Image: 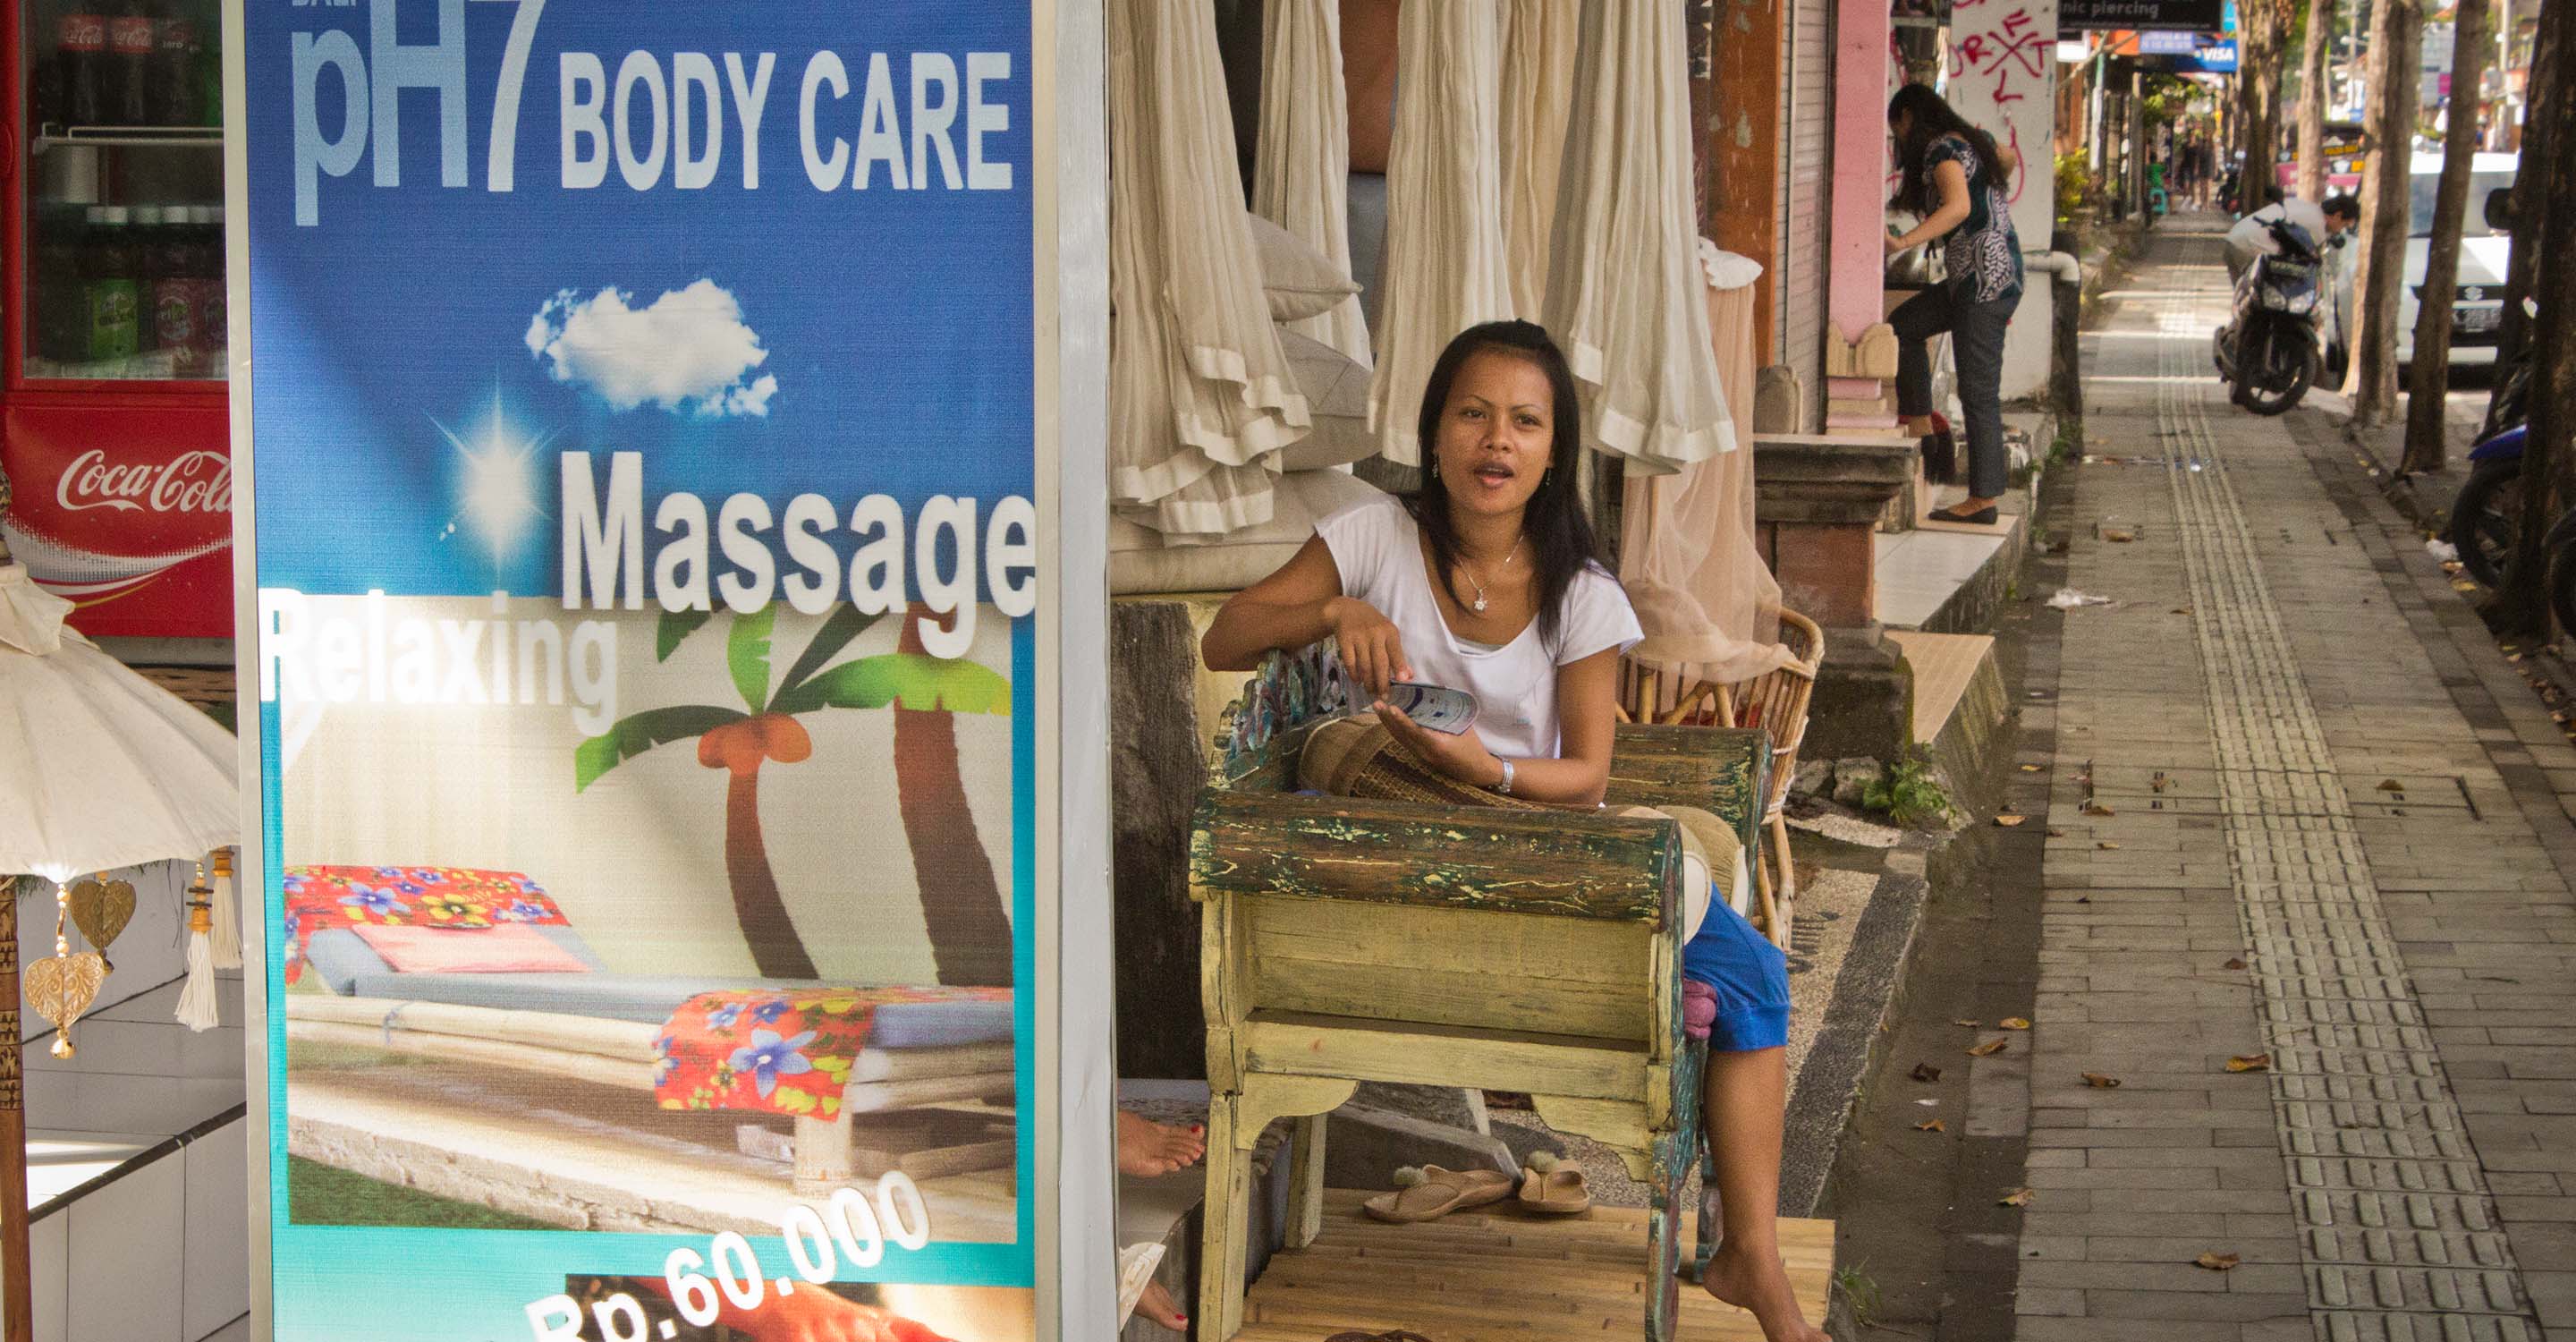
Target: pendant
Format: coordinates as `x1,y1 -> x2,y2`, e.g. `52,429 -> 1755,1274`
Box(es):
1472,595 -> 1488,613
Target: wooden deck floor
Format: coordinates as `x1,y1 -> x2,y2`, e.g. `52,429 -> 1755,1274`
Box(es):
1233,1190 -> 1834,1340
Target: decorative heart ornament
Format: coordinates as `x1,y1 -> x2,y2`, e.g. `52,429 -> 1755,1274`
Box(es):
67,879 -> 136,952
25,952 -> 106,1056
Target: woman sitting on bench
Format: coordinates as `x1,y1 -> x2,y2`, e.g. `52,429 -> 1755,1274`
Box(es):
1201,320 -> 1825,1342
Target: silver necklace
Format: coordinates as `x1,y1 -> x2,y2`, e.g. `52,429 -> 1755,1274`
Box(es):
1461,537 -> 1524,614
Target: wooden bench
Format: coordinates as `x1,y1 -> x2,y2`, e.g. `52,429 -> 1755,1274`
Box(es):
1188,647 -> 1770,1341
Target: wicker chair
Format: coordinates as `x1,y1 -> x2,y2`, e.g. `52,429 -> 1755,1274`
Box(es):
1617,608 -> 1824,949
1728,610 -> 1822,949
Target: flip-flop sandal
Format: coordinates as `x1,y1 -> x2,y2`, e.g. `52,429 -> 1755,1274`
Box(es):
1930,503 -> 2000,525
1360,1166 -> 1516,1223
1515,1152 -> 1593,1216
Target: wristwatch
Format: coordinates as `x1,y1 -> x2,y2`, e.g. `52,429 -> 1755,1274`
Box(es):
1494,757 -> 1516,796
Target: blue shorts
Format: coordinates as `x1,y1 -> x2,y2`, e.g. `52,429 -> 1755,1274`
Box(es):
1682,900 -> 1792,1052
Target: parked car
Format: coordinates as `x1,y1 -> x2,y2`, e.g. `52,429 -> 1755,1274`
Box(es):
2328,152 -> 2518,370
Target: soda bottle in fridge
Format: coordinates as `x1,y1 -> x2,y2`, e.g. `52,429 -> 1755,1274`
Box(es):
81,205 -> 140,365
131,206 -> 163,355
199,206 -> 228,375
106,0 -> 156,127
150,13 -> 197,125
155,207 -> 205,376
53,9 -> 107,128
34,206 -> 89,366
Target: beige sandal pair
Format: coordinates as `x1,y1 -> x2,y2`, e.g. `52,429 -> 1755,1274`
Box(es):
1360,1153 -> 1591,1223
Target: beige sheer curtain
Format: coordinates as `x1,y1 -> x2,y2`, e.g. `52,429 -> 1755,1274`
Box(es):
1541,0 -> 1733,471
1252,0 -> 1370,365
1622,249 -> 1793,688
1365,0 -> 1513,466
1109,0 -> 1309,538
1498,0 -> 1577,320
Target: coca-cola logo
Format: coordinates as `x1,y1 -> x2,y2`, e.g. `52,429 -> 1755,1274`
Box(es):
57,14 -> 106,51
107,15 -> 153,54
158,18 -> 195,50
55,447 -> 232,515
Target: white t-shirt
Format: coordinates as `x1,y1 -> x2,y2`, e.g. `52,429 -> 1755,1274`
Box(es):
2226,198 -> 2329,258
1316,496 -> 1643,760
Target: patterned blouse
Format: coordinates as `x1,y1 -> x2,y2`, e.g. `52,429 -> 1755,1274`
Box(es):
1928,132 -> 2025,305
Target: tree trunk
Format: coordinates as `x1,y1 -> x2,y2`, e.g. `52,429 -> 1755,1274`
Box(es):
2238,0 -> 2290,207
2400,0 -> 2496,474
892,607 -> 1014,988
0,887 -> 30,1342
2345,0 -> 2424,423
2297,0 -> 2337,200
722,765 -> 819,981
2504,0 -> 2576,636
2494,0 -> 2563,384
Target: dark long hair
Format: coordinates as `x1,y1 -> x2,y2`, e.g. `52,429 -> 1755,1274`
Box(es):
1888,82 -> 2008,217
1405,320 -> 1602,653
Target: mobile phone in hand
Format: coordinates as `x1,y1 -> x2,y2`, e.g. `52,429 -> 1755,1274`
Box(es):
1383,682 -> 1479,735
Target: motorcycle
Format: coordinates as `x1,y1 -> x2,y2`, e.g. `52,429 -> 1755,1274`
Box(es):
2443,339 -> 2537,589
2213,216 -> 2325,416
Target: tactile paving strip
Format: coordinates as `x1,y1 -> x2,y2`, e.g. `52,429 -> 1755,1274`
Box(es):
2154,297 -> 2538,1337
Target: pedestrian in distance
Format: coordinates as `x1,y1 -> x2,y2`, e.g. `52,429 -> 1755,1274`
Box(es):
1884,83 -> 2025,526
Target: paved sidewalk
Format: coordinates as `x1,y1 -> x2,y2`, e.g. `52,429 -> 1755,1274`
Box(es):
1997,217 -> 2576,1341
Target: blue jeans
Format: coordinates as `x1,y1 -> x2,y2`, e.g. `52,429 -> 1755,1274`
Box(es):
1893,283 -> 2021,499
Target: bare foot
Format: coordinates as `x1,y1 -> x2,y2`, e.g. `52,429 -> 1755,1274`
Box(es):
1118,1109 -> 1206,1178
1701,1242 -> 1829,1342
1136,1280 -> 1188,1332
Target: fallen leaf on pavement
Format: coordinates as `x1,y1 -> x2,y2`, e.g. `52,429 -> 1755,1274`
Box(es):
2225,1054 -> 2272,1073
2099,841 -> 2123,850
2102,529 -> 2137,542
2170,607 -> 2193,615
2021,764 -> 2043,772
2194,1253 -> 2241,1271
2002,1017 -> 2032,1031
1995,814 -> 2028,827
2083,802 -> 2115,817
2047,828 -> 2068,837
2454,580 -> 2480,592
2377,779 -> 2406,792
1911,1063 -> 1944,1083
2081,1072 -> 2123,1088
1915,1119 -> 1947,1133
1953,1020 -> 1982,1028
1999,1188 -> 2034,1206
1968,1040 -> 2010,1057
2223,957 -> 2248,970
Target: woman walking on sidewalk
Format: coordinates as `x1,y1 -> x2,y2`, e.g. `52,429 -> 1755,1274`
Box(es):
1884,82 -> 2024,526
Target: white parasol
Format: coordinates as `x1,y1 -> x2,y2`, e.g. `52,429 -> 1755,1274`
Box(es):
1108,0 -> 1310,539
1541,0 -> 1736,471
1365,0 -> 1513,466
0,562 -> 237,885
1251,0 -> 1371,366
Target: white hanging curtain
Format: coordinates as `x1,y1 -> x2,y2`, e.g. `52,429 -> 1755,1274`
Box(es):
1365,0 -> 1513,466
1541,0 -> 1734,472
1109,0 -> 1309,538
1498,0 -> 1577,321
1622,247 -> 1795,686
1252,0 -> 1370,366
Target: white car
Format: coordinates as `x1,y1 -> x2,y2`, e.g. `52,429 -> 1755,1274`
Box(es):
2328,152 -> 2517,369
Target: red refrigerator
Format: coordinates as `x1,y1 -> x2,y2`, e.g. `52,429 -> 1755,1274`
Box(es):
1,0 -> 230,640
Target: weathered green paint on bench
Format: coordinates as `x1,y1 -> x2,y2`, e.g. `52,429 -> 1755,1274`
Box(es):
1190,791 -> 1682,924
1605,723 -> 1769,848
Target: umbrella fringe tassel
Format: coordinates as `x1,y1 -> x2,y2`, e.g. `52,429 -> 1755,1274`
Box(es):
208,853 -> 242,972
176,882 -> 220,1032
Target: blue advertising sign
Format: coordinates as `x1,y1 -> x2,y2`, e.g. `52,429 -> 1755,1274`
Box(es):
230,2 -> 1109,1338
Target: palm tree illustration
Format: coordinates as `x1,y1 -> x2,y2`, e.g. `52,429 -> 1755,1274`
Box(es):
574,604 -> 1013,983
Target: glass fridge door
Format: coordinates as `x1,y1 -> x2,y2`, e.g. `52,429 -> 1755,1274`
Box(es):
20,0 -> 224,385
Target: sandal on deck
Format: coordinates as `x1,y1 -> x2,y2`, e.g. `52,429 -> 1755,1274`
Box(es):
1515,1152 -> 1593,1216
1929,501 -> 2000,525
1360,1166 -> 1515,1223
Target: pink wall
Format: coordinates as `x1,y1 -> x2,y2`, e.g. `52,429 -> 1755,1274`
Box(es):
1828,0 -> 1894,344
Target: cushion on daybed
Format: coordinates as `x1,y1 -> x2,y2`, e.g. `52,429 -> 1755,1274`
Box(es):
352,923 -> 593,974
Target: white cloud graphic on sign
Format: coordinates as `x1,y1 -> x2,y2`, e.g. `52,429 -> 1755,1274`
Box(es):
524,280 -> 778,418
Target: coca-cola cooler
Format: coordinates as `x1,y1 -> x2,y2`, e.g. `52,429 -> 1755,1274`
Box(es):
1,0 -> 228,639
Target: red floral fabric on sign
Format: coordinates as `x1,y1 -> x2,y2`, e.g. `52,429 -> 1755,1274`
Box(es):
654,987 -> 1010,1118
279,865 -> 570,986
